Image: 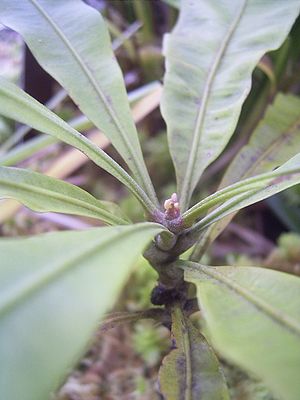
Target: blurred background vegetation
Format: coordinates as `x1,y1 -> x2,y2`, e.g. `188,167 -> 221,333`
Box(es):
0,1 -> 300,398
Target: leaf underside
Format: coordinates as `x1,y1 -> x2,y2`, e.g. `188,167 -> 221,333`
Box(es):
0,166 -> 128,225
184,262 -> 300,400
159,305 -> 229,400
187,152 -> 300,233
194,92 -> 300,254
0,223 -> 163,400
161,0 -> 300,210
0,0 -> 157,203
0,77 -> 155,212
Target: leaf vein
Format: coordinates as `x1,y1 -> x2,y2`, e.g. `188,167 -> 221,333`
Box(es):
180,0 -> 248,209
189,264 -> 300,337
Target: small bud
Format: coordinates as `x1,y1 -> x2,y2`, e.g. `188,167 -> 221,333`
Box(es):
171,193 -> 178,203
164,193 -> 180,220
164,198 -> 173,210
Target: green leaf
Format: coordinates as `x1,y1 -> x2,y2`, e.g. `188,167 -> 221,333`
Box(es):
159,305 -> 229,400
0,113 -> 91,167
0,222 -> 163,400
184,152 -> 300,229
0,77 -> 157,213
0,117 -> 11,144
220,93 -> 300,189
0,81 -> 161,167
0,20 -> 153,156
0,166 -> 128,225
193,93 -> 300,255
0,0 -> 158,205
161,0 -> 300,210
187,153 -> 300,234
184,262 -> 300,400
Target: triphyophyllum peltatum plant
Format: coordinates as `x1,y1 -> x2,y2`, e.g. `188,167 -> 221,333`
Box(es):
0,0 -> 300,399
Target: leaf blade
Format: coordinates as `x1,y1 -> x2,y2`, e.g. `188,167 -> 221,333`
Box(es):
0,0 -> 157,203
0,166 -> 127,225
188,153 -> 300,234
184,261 -> 300,400
192,93 -> 300,255
0,81 -> 161,167
159,305 -> 229,400
0,223 -> 163,400
0,77 -> 156,213
183,152 -> 300,229
161,0 -> 300,210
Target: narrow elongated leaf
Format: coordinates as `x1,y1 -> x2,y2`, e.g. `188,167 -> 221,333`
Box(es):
193,93 -> 300,255
0,0 -> 158,204
184,152 -> 300,228
188,153 -> 300,234
159,305 -> 229,400
0,166 -> 127,225
184,261 -> 300,400
0,81 -> 161,167
0,77 -> 156,213
0,112 -> 93,160
0,117 -> 11,144
0,223 -> 163,400
161,0 -> 300,210
0,19 -> 151,156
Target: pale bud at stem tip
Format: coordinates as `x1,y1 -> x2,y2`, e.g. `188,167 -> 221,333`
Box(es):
164,198 -> 173,210
171,193 -> 178,203
163,193 -> 180,219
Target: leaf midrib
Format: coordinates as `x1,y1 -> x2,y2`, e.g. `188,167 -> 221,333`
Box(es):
0,81 -> 156,212
180,0 -> 248,210
0,224 -> 157,317
0,175 -> 125,225
29,0 -> 145,185
188,264 -> 300,337
183,323 -> 192,400
184,164 -> 300,226
193,167 -> 300,230
175,307 -> 193,400
194,117 -> 300,254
